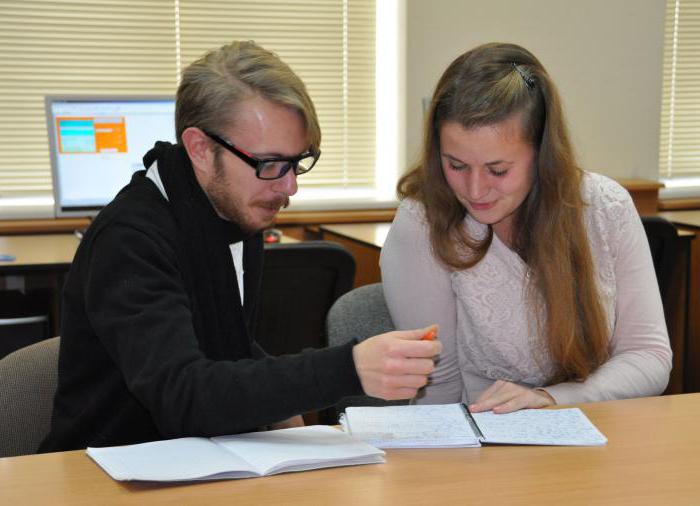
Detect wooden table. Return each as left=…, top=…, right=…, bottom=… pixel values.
left=0, top=234, right=79, bottom=273
left=0, top=232, right=297, bottom=272
left=659, top=210, right=700, bottom=229
left=1, top=393, right=699, bottom=505
left=319, top=223, right=391, bottom=249
left=318, top=223, right=390, bottom=287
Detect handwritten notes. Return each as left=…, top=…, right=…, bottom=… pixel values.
left=472, top=408, right=607, bottom=446
left=341, top=404, right=607, bottom=448
left=342, top=404, right=480, bottom=448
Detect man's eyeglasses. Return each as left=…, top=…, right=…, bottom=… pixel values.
left=203, top=130, right=320, bottom=180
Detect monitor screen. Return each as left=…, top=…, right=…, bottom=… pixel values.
left=45, top=95, right=176, bottom=217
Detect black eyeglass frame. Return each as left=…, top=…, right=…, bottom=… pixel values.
left=202, top=130, right=320, bottom=180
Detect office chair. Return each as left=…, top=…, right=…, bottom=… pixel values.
left=326, top=282, right=406, bottom=420
left=254, top=241, right=356, bottom=356
left=641, top=216, right=678, bottom=303
left=0, top=336, right=59, bottom=457
left=326, top=282, right=395, bottom=346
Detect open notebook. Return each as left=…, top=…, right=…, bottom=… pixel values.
left=340, top=404, right=607, bottom=448
left=86, top=425, right=385, bottom=482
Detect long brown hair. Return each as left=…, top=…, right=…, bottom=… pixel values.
left=399, top=42, right=609, bottom=382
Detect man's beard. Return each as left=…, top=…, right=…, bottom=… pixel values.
left=206, top=156, right=290, bottom=234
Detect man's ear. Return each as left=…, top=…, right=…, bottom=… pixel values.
left=181, top=127, right=214, bottom=179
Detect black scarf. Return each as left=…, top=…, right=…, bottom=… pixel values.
left=142, top=141, right=262, bottom=360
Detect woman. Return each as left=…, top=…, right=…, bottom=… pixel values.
left=380, top=42, right=671, bottom=413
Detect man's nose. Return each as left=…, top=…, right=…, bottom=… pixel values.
left=274, top=168, right=298, bottom=196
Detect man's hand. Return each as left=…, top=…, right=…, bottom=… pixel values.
left=352, top=325, right=441, bottom=400
left=268, top=415, right=305, bottom=430
left=469, top=380, right=555, bottom=414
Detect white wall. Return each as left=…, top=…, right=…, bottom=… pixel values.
left=405, top=0, right=666, bottom=180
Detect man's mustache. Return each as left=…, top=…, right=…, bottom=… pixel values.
left=258, top=195, right=290, bottom=210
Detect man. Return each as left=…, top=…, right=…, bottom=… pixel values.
left=40, top=41, right=440, bottom=452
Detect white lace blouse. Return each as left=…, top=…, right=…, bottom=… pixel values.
left=380, top=172, right=672, bottom=405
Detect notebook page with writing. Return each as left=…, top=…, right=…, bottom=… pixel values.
left=472, top=408, right=607, bottom=446
left=342, top=404, right=480, bottom=448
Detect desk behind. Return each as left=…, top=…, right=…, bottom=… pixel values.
left=0, top=234, right=79, bottom=273
left=659, top=210, right=700, bottom=229
left=1, top=394, right=699, bottom=505
left=318, top=223, right=390, bottom=287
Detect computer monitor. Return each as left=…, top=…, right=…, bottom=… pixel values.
left=45, top=95, right=176, bottom=217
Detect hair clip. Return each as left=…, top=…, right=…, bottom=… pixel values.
left=512, top=62, right=535, bottom=89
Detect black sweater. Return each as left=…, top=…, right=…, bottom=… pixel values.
left=40, top=168, right=362, bottom=452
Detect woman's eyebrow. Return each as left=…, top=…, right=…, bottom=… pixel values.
left=485, top=160, right=513, bottom=166
left=443, top=153, right=514, bottom=166
left=442, top=153, right=466, bottom=164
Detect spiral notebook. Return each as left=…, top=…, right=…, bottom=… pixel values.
left=340, top=404, right=607, bottom=448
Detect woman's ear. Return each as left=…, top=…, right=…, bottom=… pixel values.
left=181, top=127, right=215, bottom=180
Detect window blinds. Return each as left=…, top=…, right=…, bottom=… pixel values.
left=659, top=0, right=700, bottom=181
left=0, top=0, right=375, bottom=197
left=178, top=0, right=375, bottom=188
left=0, top=0, right=177, bottom=195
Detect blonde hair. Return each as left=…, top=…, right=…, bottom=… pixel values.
left=399, top=42, right=609, bottom=383
left=176, top=40, right=320, bottom=151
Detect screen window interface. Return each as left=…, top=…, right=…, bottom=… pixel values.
left=51, top=100, right=176, bottom=210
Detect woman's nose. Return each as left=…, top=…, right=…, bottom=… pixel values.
left=466, top=169, right=488, bottom=201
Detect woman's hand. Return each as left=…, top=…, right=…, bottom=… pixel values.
left=469, top=380, right=555, bottom=414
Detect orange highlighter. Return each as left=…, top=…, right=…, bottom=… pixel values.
left=421, top=328, right=437, bottom=341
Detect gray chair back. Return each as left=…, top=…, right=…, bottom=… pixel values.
left=327, top=282, right=395, bottom=346
left=0, top=336, right=59, bottom=457
left=326, top=283, right=406, bottom=418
